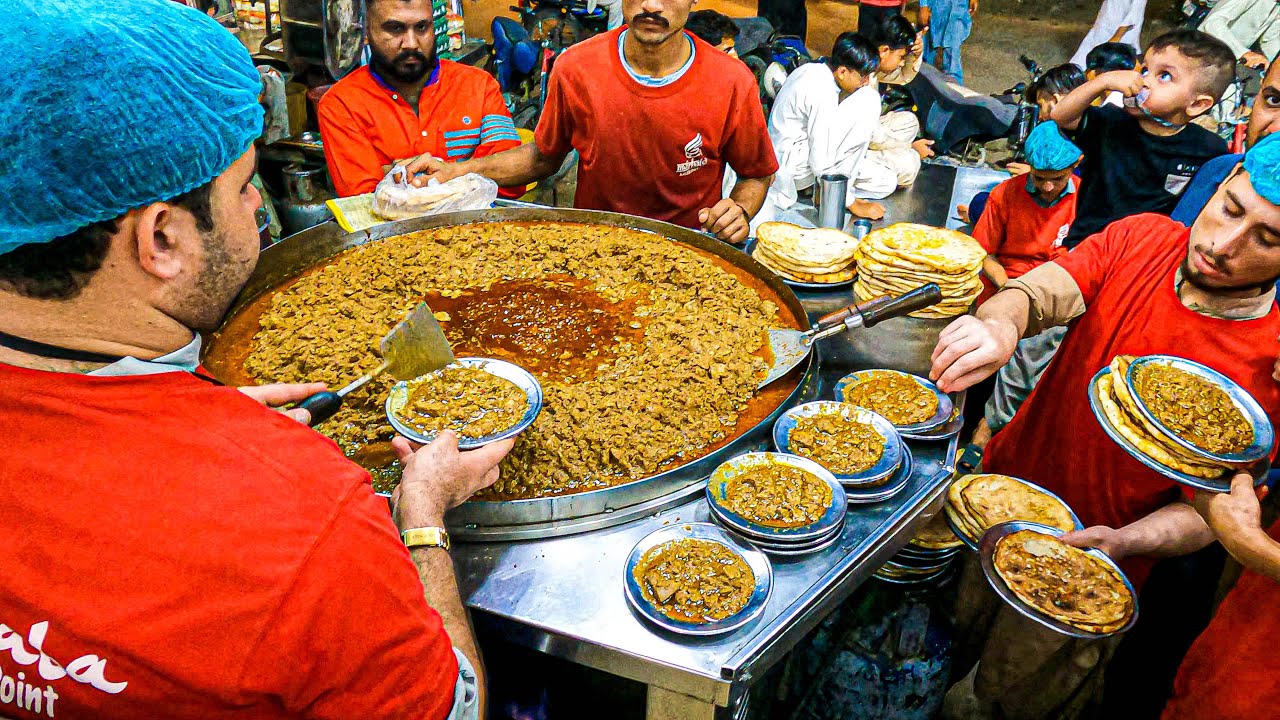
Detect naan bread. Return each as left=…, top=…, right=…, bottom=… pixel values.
left=994, top=530, right=1134, bottom=633
left=962, top=474, right=1077, bottom=533
left=858, top=223, right=987, bottom=274
left=751, top=247, right=856, bottom=283
left=756, top=222, right=859, bottom=272
left=853, top=223, right=985, bottom=319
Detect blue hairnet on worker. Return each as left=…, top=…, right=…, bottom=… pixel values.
left=0, top=2, right=494, bottom=718
left=1244, top=131, right=1280, bottom=206
left=1024, top=121, right=1083, bottom=173
left=0, top=0, right=263, bottom=252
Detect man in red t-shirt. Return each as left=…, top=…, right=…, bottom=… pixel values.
left=929, top=134, right=1280, bottom=717
left=318, top=0, right=523, bottom=198
left=0, top=2, right=509, bottom=718
left=406, top=0, right=779, bottom=243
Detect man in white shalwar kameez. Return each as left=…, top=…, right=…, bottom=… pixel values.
left=752, top=32, right=884, bottom=229
left=1069, top=0, right=1147, bottom=69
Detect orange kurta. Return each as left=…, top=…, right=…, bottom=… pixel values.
left=318, top=60, right=521, bottom=197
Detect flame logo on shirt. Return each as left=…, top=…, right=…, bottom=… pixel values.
left=676, top=133, right=709, bottom=176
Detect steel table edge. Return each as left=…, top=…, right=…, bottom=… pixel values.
left=718, top=464, right=956, bottom=688
left=470, top=607, right=731, bottom=705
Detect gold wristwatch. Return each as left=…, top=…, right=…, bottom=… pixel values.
left=401, top=526, right=451, bottom=551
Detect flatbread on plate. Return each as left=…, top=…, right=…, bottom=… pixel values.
left=994, top=530, right=1134, bottom=633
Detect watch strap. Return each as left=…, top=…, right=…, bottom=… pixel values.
left=401, top=526, right=451, bottom=551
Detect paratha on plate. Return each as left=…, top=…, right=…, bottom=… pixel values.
left=911, top=512, right=964, bottom=550
left=1097, top=372, right=1225, bottom=479
left=994, top=530, right=1134, bottom=633
left=947, top=474, right=1076, bottom=543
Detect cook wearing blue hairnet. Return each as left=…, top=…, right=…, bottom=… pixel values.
left=1023, top=122, right=1082, bottom=209
left=0, top=3, right=504, bottom=718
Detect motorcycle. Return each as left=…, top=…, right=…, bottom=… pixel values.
left=490, top=0, right=607, bottom=129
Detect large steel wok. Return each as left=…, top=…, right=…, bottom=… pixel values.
left=204, top=207, right=819, bottom=541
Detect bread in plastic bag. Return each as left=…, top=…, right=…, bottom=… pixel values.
left=370, top=167, right=499, bottom=220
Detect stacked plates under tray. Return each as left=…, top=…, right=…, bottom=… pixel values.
left=874, top=540, right=963, bottom=586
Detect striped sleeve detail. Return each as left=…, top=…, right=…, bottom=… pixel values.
left=479, top=114, right=521, bottom=144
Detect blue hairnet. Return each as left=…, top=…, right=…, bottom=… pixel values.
left=1244, top=132, right=1280, bottom=207
left=0, top=0, right=264, bottom=254
left=1023, top=122, right=1082, bottom=172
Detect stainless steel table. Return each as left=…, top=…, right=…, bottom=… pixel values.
left=452, top=164, right=961, bottom=719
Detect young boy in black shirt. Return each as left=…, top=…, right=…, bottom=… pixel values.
left=1052, top=30, right=1234, bottom=248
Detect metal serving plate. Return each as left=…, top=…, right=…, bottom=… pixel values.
left=385, top=358, right=543, bottom=450
left=845, top=445, right=914, bottom=504
left=772, top=402, right=903, bottom=486
left=1086, top=367, right=1267, bottom=493
left=833, top=369, right=955, bottom=434
left=944, top=476, right=1084, bottom=552
left=1124, top=355, right=1273, bottom=467
left=623, top=522, right=773, bottom=636
left=205, top=208, right=819, bottom=541
left=758, top=530, right=843, bottom=558
left=979, top=521, right=1138, bottom=640
left=706, top=452, right=847, bottom=543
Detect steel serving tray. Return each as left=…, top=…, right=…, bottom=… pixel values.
left=834, top=369, right=954, bottom=434
left=1086, top=367, right=1268, bottom=493
left=944, top=476, right=1084, bottom=552
left=772, top=402, right=903, bottom=486
left=979, top=521, right=1138, bottom=639
left=624, top=522, right=773, bottom=636
left=385, top=358, right=543, bottom=449
left=1124, top=355, right=1273, bottom=467
left=705, top=452, right=847, bottom=543
left=204, top=208, right=820, bottom=540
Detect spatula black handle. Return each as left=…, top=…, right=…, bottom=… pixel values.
left=859, top=283, right=944, bottom=327
left=296, top=391, right=344, bottom=427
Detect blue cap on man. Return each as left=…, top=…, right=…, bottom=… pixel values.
left=1024, top=121, right=1082, bottom=172
left=0, top=0, right=264, bottom=255
left=1244, top=132, right=1280, bottom=207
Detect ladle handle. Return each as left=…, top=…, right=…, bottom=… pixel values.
left=297, top=391, right=344, bottom=427
left=859, top=283, right=944, bottom=327
left=815, top=283, right=945, bottom=330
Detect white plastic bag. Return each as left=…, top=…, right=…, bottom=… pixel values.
left=370, top=166, right=499, bottom=220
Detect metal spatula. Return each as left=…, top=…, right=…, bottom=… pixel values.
left=296, top=303, right=456, bottom=426
left=759, top=283, right=943, bottom=389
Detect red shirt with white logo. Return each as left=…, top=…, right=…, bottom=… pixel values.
left=535, top=28, right=778, bottom=229
left=982, top=215, right=1280, bottom=587
left=0, top=366, right=458, bottom=719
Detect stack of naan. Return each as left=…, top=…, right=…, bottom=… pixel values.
left=993, top=530, right=1135, bottom=635
left=1094, top=355, right=1250, bottom=479
left=853, top=223, right=986, bottom=318
left=946, top=473, right=1076, bottom=545
left=751, top=222, right=859, bottom=284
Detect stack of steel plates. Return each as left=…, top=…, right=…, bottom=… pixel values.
left=874, top=512, right=965, bottom=586
left=706, top=452, right=848, bottom=559
left=773, top=400, right=915, bottom=505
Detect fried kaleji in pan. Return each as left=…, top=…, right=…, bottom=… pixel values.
left=634, top=538, right=755, bottom=623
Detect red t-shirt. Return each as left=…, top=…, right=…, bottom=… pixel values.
left=0, top=366, right=457, bottom=719
left=318, top=61, right=522, bottom=197
left=983, top=214, right=1280, bottom=586
left=535, top=28, right=778, bottom=229
left=973, top=177, right=1076, bottom=303
left=1161, top=521, right=1280, bottom=720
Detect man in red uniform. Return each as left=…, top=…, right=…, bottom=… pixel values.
left=405, top=0, right=779, bottom=243
left=972, top=121, right=1080, bottom=299
left=930, top=131, right=1280, bottom=720
left=318, top=0, right=522, bottom=197
left=0, top=1, right=508, bottom=717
